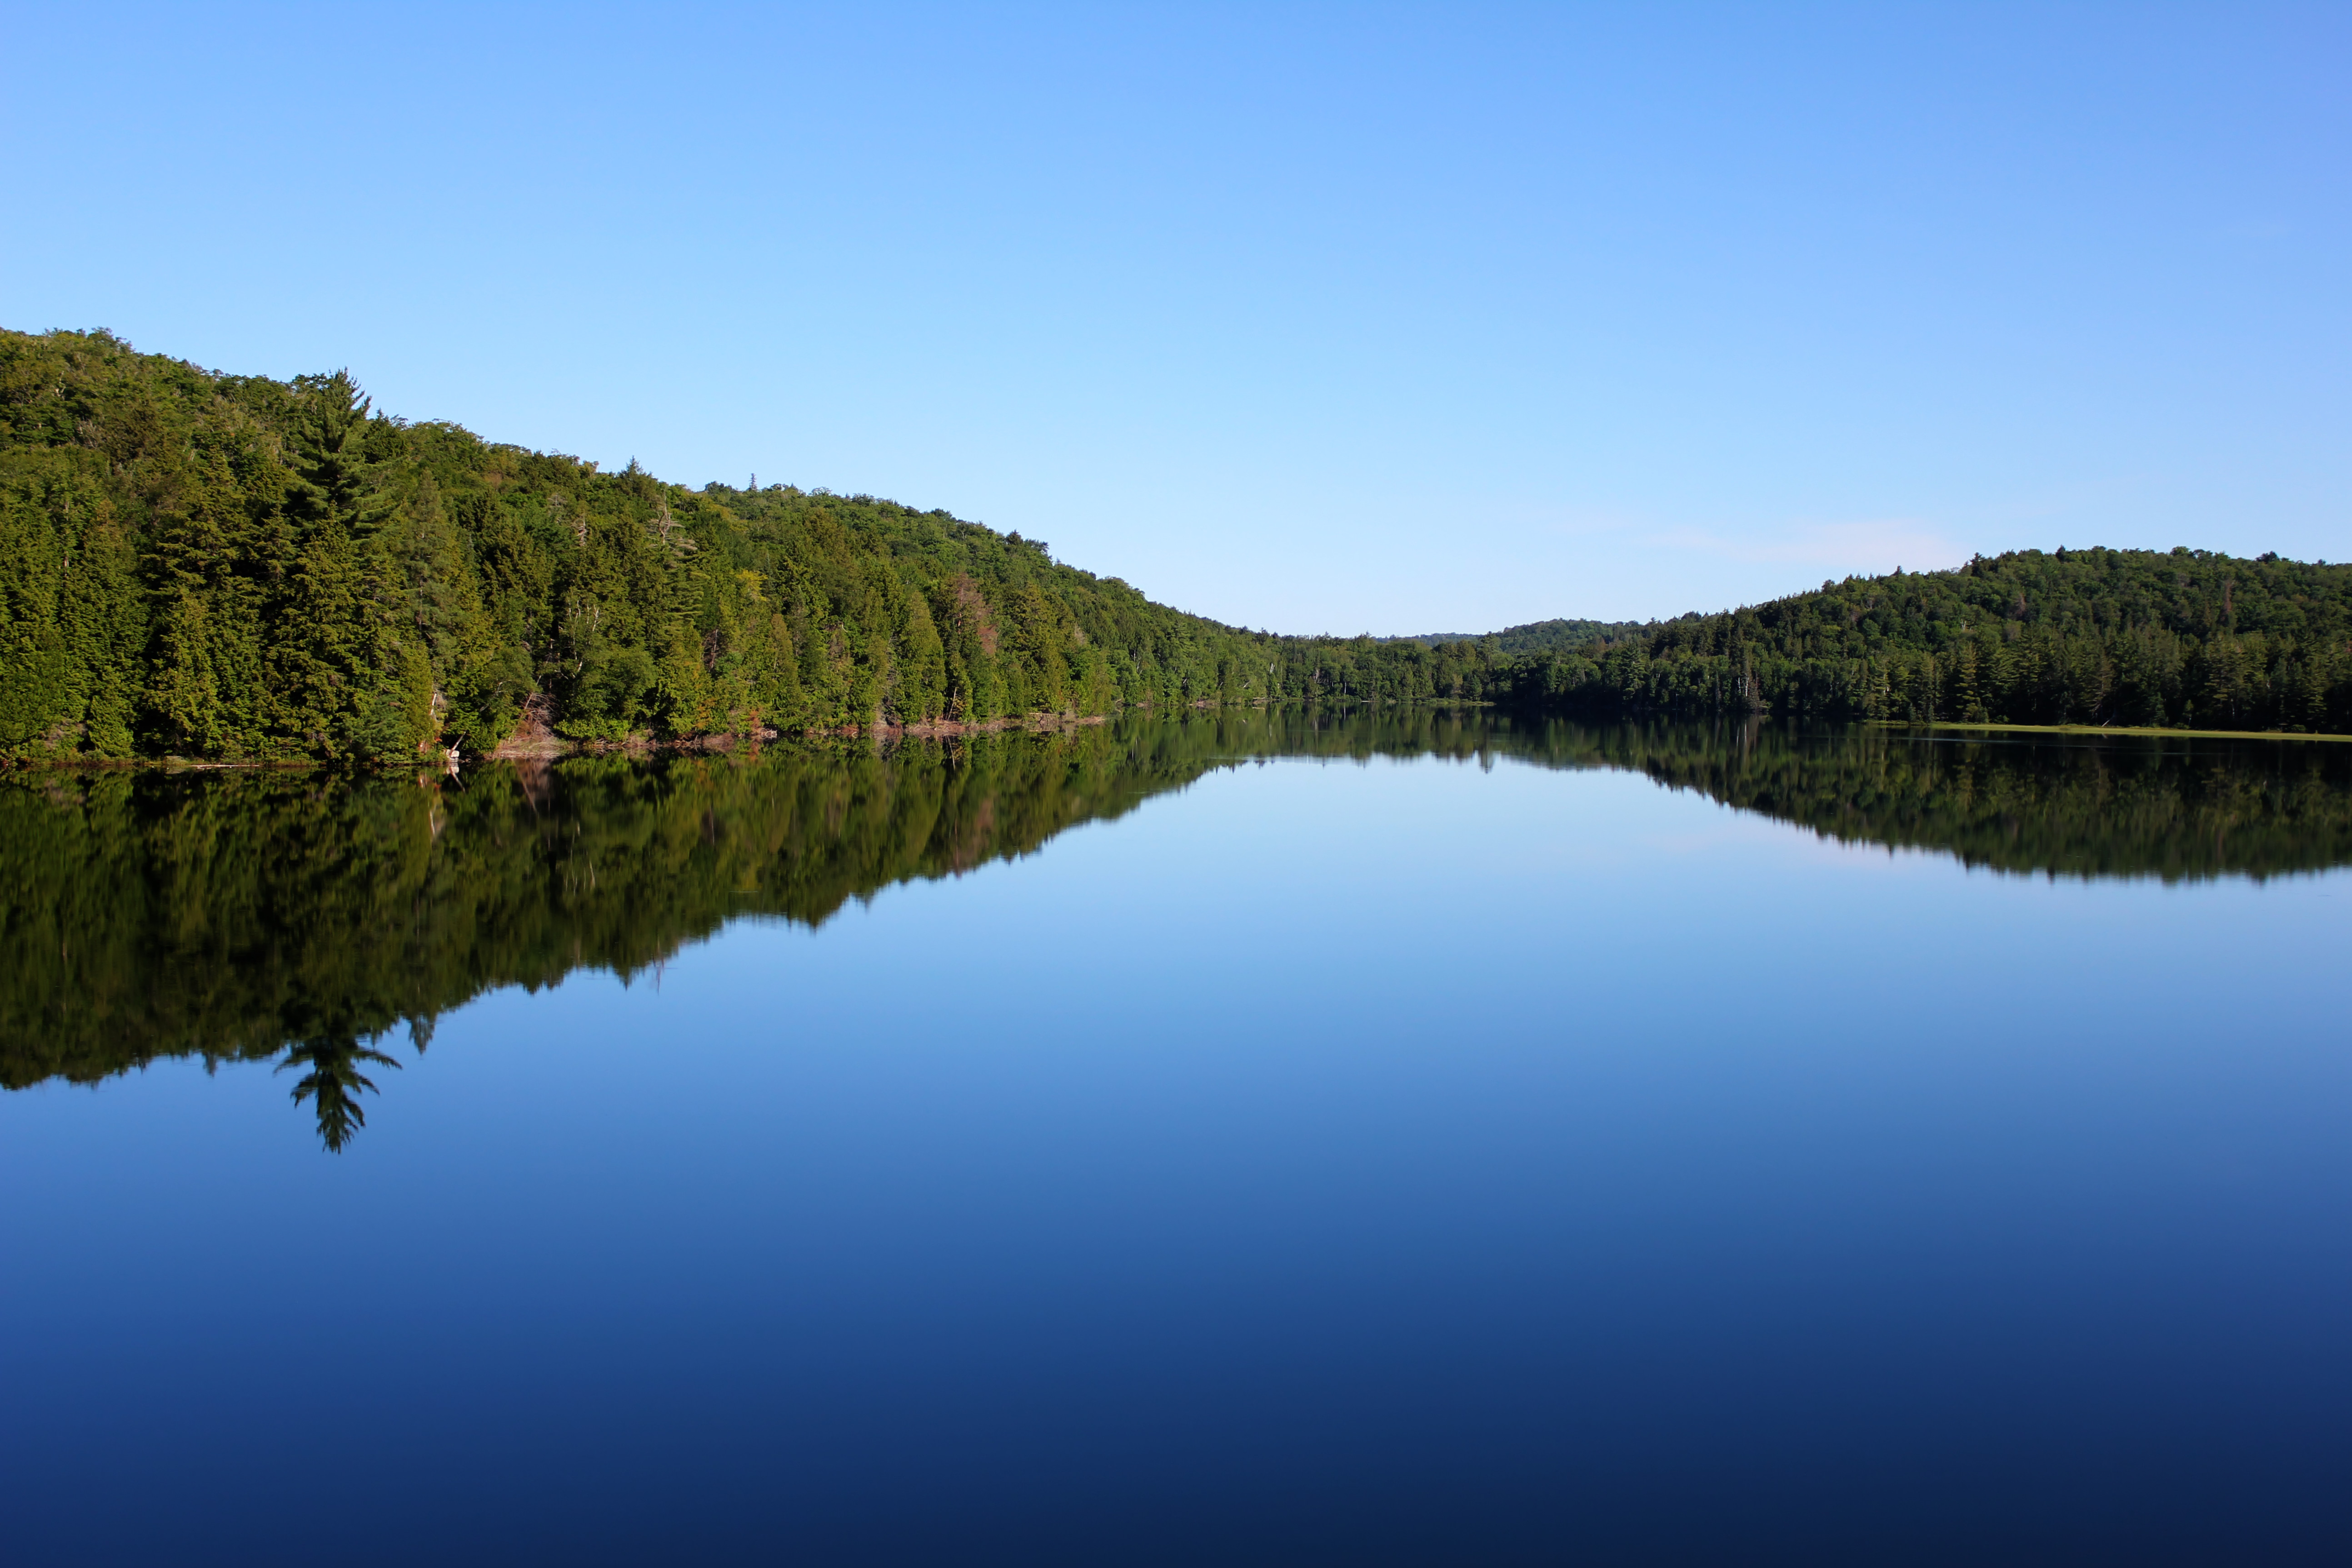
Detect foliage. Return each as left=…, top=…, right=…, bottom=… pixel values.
left=1392, top=617, right=1648, bottom=656
left=10, top=329, right=2349, bottom=765
left=1500, top=550, right=2352, bottom=734
left=0, top=329, right=1309, bottom=764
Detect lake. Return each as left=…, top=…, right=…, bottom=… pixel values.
left=5, top=712, right=2348, bottom=1565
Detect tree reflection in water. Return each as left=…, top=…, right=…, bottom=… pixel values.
left=277, top=1035, right=403, bottom=1153
left=6, top=711, right=2350, bottom=1148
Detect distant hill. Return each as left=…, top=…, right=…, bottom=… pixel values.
left=1389, top=617, right=1651, bottom=657
left=1499, top=548, right=2352, bottom=733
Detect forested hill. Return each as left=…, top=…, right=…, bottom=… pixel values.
left=13, top=327, right=2350, bottom=761
left=1391, top=617, right=1650, bottom=657
left=0, top=328, right=1297, bottom=763
left=1505, top=548, right=2352, bottom=734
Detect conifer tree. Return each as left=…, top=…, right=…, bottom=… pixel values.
left=142, top=453, right=250, bottom=754
left=267, top=373, right=428, bottom=759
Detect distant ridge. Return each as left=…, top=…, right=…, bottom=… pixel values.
left=1493, top=548, right=2352, bottom=733
left=1389, top=617, right=1651, bottom=656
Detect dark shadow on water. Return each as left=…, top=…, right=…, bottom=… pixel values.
left=7, top=709, right=2350, bottom=1145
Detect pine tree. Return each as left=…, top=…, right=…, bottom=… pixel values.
left=894, top=587, right=947, bottom=722
left=60, top=506, right=143, bottom=757
left=285, top=371, right=391, bottom=537
left=267, top=373, right=428, bottom=760
left=142, top=453, right=245, bottom=755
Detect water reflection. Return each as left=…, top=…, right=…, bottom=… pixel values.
left=278, top=1035, right=403, bottom=1152
left=7, top=711, right=2348, bottom=1147
left=1575, top=720, right=2352, bottom=881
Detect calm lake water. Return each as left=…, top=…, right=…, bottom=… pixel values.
left=5, top=712, right=2349, bottom=1565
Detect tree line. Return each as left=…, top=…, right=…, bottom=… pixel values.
left=0, top=329, right=1318, bottom=764
left=1502, top=548, right=2352, bottom=733
left=10, top=328, right=2349, bottom=763
left=1391, top=617, right=1646, bottom=656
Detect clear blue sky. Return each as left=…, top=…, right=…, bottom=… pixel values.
left=4, top=3, right=2344, bottom=633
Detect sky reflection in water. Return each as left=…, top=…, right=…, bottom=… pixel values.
left=4, top=715, right=2348, bottom=1565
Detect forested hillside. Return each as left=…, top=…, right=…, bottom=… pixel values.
left=1505, top=549, right=2352, bottom=733
left=12, top=328, right=2347, bottom=760
left=1395, top=617, right=1648, bottom=656
left=0, top=329, right=1303, bottom=763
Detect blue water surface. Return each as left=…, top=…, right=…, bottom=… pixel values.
left=4, top=738, right=2348, bottom=1564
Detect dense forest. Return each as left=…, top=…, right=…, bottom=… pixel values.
left=1395, top=617, right=1648, bottom=656
left=8, top=328, right=2348, bottom=762
left=0, top=328, right=1326, bottom=764
left=8, top=709, right=2346, bottom=1146
left=1505, top=548, right=2352, bottom=733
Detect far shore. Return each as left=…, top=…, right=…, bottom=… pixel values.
left=1879, top=719, right=2352, bottom=743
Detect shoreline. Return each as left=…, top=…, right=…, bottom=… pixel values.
left=19, top=707, right=2350, bottom=772
left=1874, top=719, right=2352, bottom=743
left=496, top=709, right=1117, bottom=759
left=3, top=709, right=1129, bottom=774
left=5, top=696, right=1316, bottom=774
